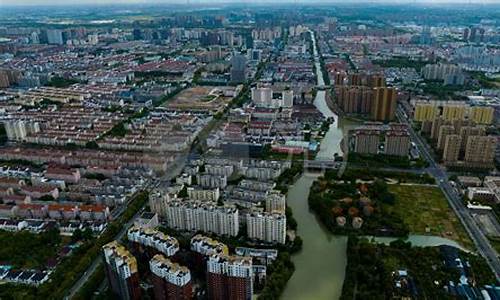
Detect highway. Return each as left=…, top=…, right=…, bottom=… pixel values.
left=396, top=107, right=500, bottom=280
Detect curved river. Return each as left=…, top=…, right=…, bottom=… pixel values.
left=281, top=31, right=462, bottom=300
left=281, top=30, right=348, bottom=300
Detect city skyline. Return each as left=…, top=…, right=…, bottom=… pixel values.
left=1, top=0, right=500, bottom=6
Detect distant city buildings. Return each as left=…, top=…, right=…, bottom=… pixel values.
left=421, top=64, right=465, bottom=86
left=230, top=53, right=247, bottom=83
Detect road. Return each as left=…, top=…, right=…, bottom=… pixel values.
left=65, top=154, right=188, bottom=299
left=396, top=107, right=500, bottom=280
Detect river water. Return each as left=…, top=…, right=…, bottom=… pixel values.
left=281, top=30, right=348, bottom=300
left=280, top=31, right=461, bottom=300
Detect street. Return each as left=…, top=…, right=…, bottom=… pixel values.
left=396, top=107, right=500, bottom=280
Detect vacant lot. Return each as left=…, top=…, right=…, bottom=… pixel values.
left=385, top=184, right=473, bottom=249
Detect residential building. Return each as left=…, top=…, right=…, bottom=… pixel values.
left=230, top=53, right=246, bottom=83
left=353, top=129, right=380, bottom=154
left=443, top=135, right=462, bottom=163
left=437, top=125, right=456, bottom=150
left=190, top=235, right=229, bottom=257
left=187, top=187, right=220, bottom=202
left=265, top=190, right=286, bottom=213
left=207, top=254, right=253, bottom=300
left=196, top=174, right=227, bottom=189
left=127, top=226, right=179, bottom=257
left=165, top=201, right=239, bottom=236
left=464, top=135, right=497, bottom=168
left=246, top=210, right=286, bottom=244
left=150, top=254, right=193, bottom=300
left=102, top=241, right=141, bottom=300
left=371, top=87, right=397, bottom=122
left=384, top=130, right=410, bottom=157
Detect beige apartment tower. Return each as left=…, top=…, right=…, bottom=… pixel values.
left=372, top=87, right=397, bottom=122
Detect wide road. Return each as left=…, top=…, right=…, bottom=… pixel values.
left=396, top=107, right=500, bottom=280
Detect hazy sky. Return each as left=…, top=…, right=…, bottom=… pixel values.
left=1, top=0, right=499, bottom=5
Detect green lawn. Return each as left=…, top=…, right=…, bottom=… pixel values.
left=385, top=184, right=473, bottom=250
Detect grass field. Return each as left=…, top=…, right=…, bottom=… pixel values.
left=385, top=184, right=473, bottom=250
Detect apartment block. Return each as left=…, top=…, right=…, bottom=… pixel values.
left=437, top=125, right=456, bottom=150
left=190, top=234, right=229, bottom=257
left=165, top=201, right=239, bottom=236
left=207, top=254, right=253, bottom=300
left=150, top=254, right=193, bottom=300
left=371, top=87, right=397, bottom=122
left=102, top=241, right=141, bottom=300
left=353, top=129, right=380, bottom=154
left=464, top=135, right=497, bottom=168
left=414, top=103, right=439, bottom=122
left=459, top=126, right=485, bottom=150
left=443, top=135, right=462, bottom=163
left=265, top=190, right=286, bottom=213
left=127, top=226, right=179, bottom=257
left=413, top=101, right=494, bottom=125
left=246, top=210, right=286, bottom=244
left=470, top=106, right=494, bottom=125
left=187, top=187, right=220, bottom=202
left=196, top=174, right=227, bottom=189
left=384, top=131, right=410, bottom=157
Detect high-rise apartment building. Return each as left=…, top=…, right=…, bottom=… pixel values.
left=353, top=129, right=380, bottom=154
left=150, top=254, right=193, bottom=300
left=470, top=106, right=494, bottom=125
left=413, top=101, right=494, bottom=125
left=437, top=125, right=456, bottom=150
left=335, top=86, right=373, bottom=114
left=3, top=120, right=40, bottom=141
left=230, top=53, right=246, bottom=83
left=443, top=135, right=462, bottom=163
left=442, top=104, right=468, bottom=121
left=265, top=190, right=286, bottom=213
left=371, top=87, right=397, bottom=122
left=246, top=210, right=286, bottom=244
left=414, top=103, right=439, bottom=122
left=165, top=201, right=239, bottom=236
left=102, top=241, right=141, bottom=300
left=459, top=126, right=485, bottom=151
left=464, top=136, right=497, bottom=168
left=207, top=254, right=253, bottom=300
left=46, top=29, right=64, bottom=45
left=127, top=226, right=180, bottom=257
left=190, top=234, right=229, bottom=257
left=384, top=131, right=410, bottom=156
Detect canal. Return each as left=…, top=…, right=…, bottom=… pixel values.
left=281, top=30, right=348, bottom=300
left=281, top=31, right=462, bottom=299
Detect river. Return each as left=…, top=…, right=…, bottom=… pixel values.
left=281, top=29, right=349, bottom=300
left=280, top=31, right=461, bottom=300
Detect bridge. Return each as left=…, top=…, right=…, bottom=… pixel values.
left=315, top=85, right=335, bottom=90
left=304, top=159, right=344, bottom=170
